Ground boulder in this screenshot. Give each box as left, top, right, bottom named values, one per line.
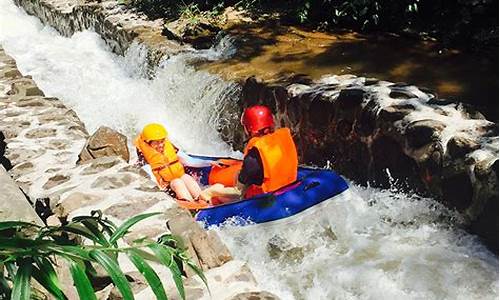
left=389, top=86, right=417, bottom=99
left=378, top=104, right=415, bottom=123
left=0, top=165, right=43, bottom=225
left=164, top=18, right=221, bottom=49
left=165, top=207, right=232, bottom=272
left=404, top=119, right=446, bottom=149
left=267, top=235, right=304, bottom=261
left=78, top=126, right=129, bottom=164
left=446, top=136, right=480, bottom=159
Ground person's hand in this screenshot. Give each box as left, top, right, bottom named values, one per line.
left=198, top=190, right=212, bottom=203
left=158, top=178, right=169, bottom=191
left=210, top=160, right=226, bottom=168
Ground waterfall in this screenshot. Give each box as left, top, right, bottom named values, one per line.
left=0, top=0, right=497, bottom=298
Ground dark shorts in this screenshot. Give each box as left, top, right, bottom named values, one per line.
left=238, top=148, right=264, bottom=186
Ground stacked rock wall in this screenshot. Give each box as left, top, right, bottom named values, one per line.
left=232, top=75, right=499, bottom=247
left=14, top=0, right=187, bottom=68
left=0, top=46, right=278, bottom=299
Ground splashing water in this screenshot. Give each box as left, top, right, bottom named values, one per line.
left=216, top=185, right=498, bottom=299
left=0, top=0, right=497, bottom=299
left=0, top=0, right=240, bottom=155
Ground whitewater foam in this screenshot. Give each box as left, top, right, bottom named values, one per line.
left=0, top=0, right=239, bottom=156
left=0, top=0, right=497, bottom=299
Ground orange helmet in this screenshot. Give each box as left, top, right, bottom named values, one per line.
left=240, top=105, right=275, bottom=134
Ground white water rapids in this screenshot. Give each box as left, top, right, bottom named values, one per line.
left=0, top=0, right=498, bottom=299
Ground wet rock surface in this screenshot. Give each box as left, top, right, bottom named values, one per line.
left=78, top=126, right=129, bottom=163
left=0, top=46, right=273, bottom=299
left=230, top=74, right=499, bottom=249
left=135, top=260, right=266, bottom=300
left=267, top=235, right=304, bottom=262
left=13, top=0, right=188, bottom=69
left=43, top=174, right=70, bottom=189
left=165, top=207, right=233, bottom=271
left=54, top=192, right=104, bottom=217
left=0, top=164, right=43, bottom=225
left=90, top=173, right=134, bottom=189
left=164, top=17, right=222, bottom=49
left=103, top=195, right=161, bottom=219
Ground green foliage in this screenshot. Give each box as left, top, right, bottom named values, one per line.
left=179, top=2, right=203, bottom=25
left=125, top=0, right=226, bottom=21
left=0, top=211, right=207, bottom=300
left=126, top=0, right=497, bottom=51
left=178, top=1, right=225, bottom=26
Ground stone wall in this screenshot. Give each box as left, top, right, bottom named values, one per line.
left=0, top=46, right=278, bottom=299
left=14, top=0, right=188, bottom=69
left=229, top=75, right=498, bottom=248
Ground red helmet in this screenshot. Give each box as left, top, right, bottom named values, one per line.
left=241, top=105, right=275, bottom=134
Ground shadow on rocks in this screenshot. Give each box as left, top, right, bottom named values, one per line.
left=0, top=131, right=12, bottom=171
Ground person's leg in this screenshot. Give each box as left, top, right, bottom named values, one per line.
left=180, top=174, right=202, bottom=199
left=199, top=183, right=241, bottom=204
left=170, top=178, right=194, bottom=201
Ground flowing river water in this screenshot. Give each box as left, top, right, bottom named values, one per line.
left=0, top=0, right=498, bottom=299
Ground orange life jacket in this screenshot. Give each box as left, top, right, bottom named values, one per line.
left=208, top=159, right=243, bottom=187
left=134, top=135, right=185, bottom=185
left=243, top=128, right=298, bottom=198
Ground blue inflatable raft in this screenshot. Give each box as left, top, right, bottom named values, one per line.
left=184, top=154, right=349, bottom=227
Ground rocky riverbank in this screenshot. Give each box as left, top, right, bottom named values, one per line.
left=10, top=0, right=499, bottom=249
left=0, top=45, right=278, bottom=299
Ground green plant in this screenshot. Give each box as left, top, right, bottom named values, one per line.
left=179, top=2, right=203, bottom=25
left=0, top=211, right=206, bottom=300
left=178, top=1, right=226, bottom=26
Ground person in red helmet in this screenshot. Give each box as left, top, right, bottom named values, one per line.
left=200, top=105, right=298, bottom=203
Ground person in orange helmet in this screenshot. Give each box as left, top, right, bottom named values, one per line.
left=134, top=123, right=203, bottom=202
left=200, top=105, right=299, bottom=203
